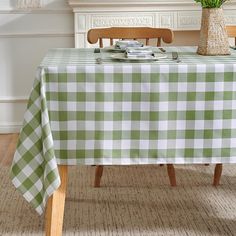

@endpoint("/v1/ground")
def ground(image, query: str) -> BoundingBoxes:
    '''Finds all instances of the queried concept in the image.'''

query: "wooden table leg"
[94,165,104,187]
[213,164,222,186]
[167,164,177,187]
[45,165,68,236]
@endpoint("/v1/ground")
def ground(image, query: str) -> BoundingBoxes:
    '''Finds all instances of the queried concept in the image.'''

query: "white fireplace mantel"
[67,0,236,48]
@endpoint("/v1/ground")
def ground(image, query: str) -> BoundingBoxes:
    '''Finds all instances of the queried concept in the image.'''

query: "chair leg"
[167,164,177,187]
[45,165,68,236]
[94,165,104,187]
[213,164,223,186]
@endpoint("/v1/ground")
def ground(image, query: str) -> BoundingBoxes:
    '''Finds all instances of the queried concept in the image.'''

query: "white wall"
[0,0,74,133]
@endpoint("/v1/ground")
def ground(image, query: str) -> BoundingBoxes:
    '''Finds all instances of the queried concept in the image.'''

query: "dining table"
[10,46,236,236]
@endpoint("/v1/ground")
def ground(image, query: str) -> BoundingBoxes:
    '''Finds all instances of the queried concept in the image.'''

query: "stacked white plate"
[115,40,143,50]
[125,46,154,59]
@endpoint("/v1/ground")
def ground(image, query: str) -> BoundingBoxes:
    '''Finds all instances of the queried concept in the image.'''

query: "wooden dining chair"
[87,27,176,188]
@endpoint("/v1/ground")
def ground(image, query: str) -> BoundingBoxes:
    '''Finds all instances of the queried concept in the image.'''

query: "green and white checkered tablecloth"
[11,47,236,214]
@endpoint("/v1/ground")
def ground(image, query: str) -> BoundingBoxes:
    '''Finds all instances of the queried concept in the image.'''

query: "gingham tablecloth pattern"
[11,47,236,214]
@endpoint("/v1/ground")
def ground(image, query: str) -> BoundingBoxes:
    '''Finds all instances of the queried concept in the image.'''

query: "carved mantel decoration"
[67,0,236,48]
[17,0,42,8]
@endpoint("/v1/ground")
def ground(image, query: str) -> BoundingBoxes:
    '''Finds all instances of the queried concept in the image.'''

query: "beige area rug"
[1,164,236,236]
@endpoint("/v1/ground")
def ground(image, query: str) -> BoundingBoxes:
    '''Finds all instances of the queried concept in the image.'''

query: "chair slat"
[110,38,113,46]
[99,38,103,48]
[157,37,161,47]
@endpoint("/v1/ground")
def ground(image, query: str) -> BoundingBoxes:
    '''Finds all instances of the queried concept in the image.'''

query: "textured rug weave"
[1,164,236,236]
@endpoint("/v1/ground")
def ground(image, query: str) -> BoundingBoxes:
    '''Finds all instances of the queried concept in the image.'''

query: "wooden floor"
[0,133,18,167]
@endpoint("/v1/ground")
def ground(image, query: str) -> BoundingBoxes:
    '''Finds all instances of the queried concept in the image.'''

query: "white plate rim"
[110,53,167,61]
[104,45,152,52]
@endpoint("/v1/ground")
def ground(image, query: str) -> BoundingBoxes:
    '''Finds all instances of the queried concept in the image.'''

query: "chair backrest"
[226,26,236,46]
[87,27,174,48]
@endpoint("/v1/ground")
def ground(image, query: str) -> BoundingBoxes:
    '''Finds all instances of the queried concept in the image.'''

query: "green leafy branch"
[194,0,229,8]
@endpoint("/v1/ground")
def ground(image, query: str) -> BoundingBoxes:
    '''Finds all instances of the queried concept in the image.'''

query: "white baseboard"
[0,96,28,103]
[0,122,22,134]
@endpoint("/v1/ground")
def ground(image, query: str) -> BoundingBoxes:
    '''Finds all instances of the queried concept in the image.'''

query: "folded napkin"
[115,40,143,50]
[125,46,154,59]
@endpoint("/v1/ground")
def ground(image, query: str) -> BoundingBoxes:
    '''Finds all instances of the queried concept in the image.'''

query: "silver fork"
[159,47,166,53]
[172,52,181,63]
[96,58,102,64]
[94,48,102,64]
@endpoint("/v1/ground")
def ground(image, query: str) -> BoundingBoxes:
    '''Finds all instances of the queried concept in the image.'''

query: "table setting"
[101,40,169,61]
[93,42,179,66]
